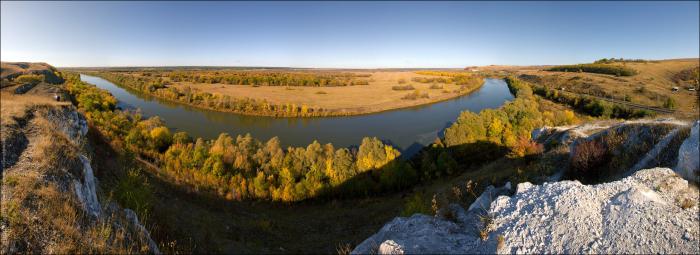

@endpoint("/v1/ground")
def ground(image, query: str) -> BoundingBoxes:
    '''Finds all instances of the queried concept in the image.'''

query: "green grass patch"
[400,192,432,216]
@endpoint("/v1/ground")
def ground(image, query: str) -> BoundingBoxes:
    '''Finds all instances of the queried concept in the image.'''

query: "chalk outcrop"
[675,121,699,183]
[1,104,160,254]
[352,168,699,254]
[45,107,89,144]
[467,182,511,213]
[489,168,698,254]
[73,155,102,218]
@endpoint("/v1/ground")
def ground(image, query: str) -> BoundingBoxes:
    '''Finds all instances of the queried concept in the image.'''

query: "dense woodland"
[546,63,638,76]
[64,72,584,203]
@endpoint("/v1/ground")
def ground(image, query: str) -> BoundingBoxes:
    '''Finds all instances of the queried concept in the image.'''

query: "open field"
[86,70,483,117]
[493,59,699,119]
[175,71,476,113]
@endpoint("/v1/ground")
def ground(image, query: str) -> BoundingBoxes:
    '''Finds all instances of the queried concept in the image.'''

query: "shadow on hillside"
[319,140,509,201]
[89,120,515,253]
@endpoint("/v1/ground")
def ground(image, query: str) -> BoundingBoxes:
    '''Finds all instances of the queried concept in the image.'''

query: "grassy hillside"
[510,59,699,118]
[1,62,64,86]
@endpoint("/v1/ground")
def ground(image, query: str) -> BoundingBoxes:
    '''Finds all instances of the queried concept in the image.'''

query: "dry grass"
[478,214,493,241]
[1,98,152,253]
[155,71,478,114]
[511,59,699,118]
[496,235,505,250]
[679,198,695,210]
[0,92,68,127]
[336,242,353,255]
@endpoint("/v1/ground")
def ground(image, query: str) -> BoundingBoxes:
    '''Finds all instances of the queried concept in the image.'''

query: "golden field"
[131,70,481,115]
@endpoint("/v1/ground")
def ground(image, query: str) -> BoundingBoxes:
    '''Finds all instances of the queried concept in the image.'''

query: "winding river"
[80,74,513,154]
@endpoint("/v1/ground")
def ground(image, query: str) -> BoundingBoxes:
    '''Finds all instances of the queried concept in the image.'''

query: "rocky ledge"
[352,167,699,254]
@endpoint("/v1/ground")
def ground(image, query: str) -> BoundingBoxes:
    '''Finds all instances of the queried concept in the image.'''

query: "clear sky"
[1,1,698,68]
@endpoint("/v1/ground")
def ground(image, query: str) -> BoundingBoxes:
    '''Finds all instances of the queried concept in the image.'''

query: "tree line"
[413,71,482,85]
[531,86,656,119]
[546,64,638,76]
[91,72,349,117]
[167,70,370,86]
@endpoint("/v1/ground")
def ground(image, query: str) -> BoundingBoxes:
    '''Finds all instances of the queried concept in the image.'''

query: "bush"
[569,139,609,182]
[401,90,429,100]
[663,97,677,110]
[392,84,415,91]
[14,74,44,85]
[583,99,612,117]
[113,168,153,219]
[401,192,432,216]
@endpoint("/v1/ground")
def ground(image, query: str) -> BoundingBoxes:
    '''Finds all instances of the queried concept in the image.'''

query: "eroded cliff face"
[354,120,700,254]
[1,104,159,254]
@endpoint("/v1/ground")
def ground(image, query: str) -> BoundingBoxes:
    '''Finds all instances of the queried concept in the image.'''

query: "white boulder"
[675,121,699,183]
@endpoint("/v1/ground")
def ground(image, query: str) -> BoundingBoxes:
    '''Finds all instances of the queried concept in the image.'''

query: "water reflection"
[81,74,514,153]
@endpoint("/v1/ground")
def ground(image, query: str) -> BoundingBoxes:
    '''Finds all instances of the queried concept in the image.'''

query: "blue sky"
[1,1,698,68]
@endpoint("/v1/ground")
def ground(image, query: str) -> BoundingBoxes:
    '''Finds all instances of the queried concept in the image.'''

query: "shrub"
[429,84,443,89]
[149,126,172,151]
[392,84,415,91]
[401,90,429,100]
[569,139,609,182]
[508,137,544,158]
[663,97,677,110]
[113,168,153,219]
[14,74,44,85]
[583,100,611,117]
[400,192,432,216]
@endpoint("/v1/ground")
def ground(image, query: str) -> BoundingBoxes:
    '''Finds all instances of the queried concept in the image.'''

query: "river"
[80,74,513,155]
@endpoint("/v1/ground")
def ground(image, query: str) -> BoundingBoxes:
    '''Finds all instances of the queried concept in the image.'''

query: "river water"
[80,74,513,154]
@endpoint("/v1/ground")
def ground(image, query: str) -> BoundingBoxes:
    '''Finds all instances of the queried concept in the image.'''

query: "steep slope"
[1,90,159,253]
[353,120,700,254]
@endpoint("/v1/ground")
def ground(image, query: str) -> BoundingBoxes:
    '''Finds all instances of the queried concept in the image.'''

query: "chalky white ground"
[352,168,699,254]
[491,167,698,254]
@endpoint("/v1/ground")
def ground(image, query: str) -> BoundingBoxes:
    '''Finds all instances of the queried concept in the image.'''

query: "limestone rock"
[675,121,699,183]
[353,168,699,254]
[73,155,101,218]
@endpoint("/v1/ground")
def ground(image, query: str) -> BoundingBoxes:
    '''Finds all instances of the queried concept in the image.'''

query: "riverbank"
[81,70,485,118]
[76,74,515,150]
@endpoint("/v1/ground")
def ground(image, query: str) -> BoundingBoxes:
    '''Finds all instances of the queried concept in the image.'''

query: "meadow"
[80,69,484,117]
[489,58,699,119]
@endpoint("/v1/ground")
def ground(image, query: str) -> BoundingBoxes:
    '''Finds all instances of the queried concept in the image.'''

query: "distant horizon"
[26,57,699,69]
[2,2,699,68]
